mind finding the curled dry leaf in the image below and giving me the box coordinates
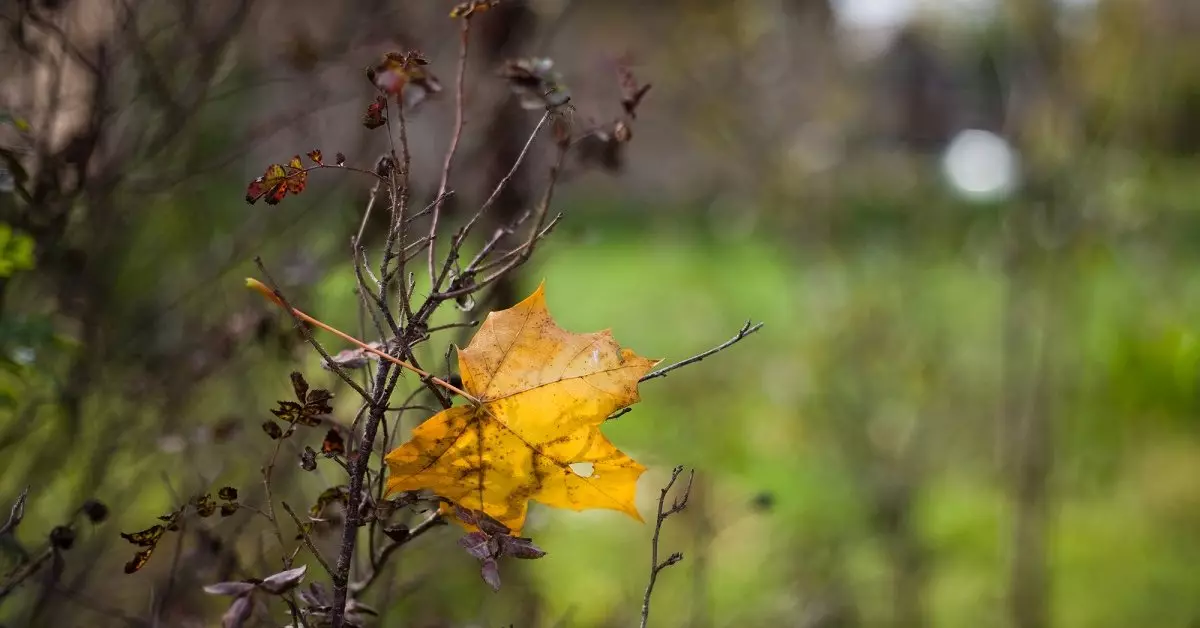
[259,564,308,594]
[385,283,658,533]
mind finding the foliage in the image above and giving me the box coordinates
[385,283,657,533]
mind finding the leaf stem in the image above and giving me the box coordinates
[246,278,478,403]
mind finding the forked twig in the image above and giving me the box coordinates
[640,466,695,628]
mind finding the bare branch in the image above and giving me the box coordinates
[640,466,695,628]
[428,18,473,286]
[350,512,446,596]
[641,320,764,383]
[282,501,335,581]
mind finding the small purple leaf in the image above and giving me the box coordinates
[476,511,509,536]
[259,564,307,594]
[203,581,258,597]
[480,558,502,591]
[458,531,492,560]
[454,504,477,526]
[221,594,255,628]
[499,535,546,560]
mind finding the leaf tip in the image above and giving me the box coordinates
[245,278,284,307]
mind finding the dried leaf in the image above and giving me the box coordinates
[458,531,493,560]
[262,421,283,439]
[480,558,501,591]
[323,343,384,370]
[385,283,657,533]
[260,564,307,594]
[307,149,323,165]
[362,96,387,130]
[221,594,255,628]
[192,493,217,518]
[284,156,307,195]
[299,446,318,471]
[120,524,165,548]
[290,372,309,401]
[270,381,333,428]
[367,51,441,109]
[218,487,239,502]
[500,57,571,110]
[124,547,154,574]
[498,535,546,559]
[203,581,258,597]
[245,163,294,206]
[321,429,345,456]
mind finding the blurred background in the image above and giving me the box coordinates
[2,0,1200,626]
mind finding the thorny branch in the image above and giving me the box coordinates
[640,466,695,628]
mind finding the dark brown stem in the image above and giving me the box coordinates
[640,466,694,628]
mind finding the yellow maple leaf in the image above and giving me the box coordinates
[384,283,659,533]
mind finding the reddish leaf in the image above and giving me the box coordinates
[367,51,441,108]
[321,428,345,456]
[307,149,323,165]
[284,156,307,195]
[362,96,387,130]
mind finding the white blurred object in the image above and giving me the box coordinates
[941,129,1020,202]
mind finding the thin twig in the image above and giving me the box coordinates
[0,547,52,599]
[350,512,446,595]
[428,18,472,286]
[0,486,29,537]
[640,466,695,628]
[641,321,764,382]
[253,259,376,404]
[246,278,476,402]
[261,415,301,567]
[281,501,335,580]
